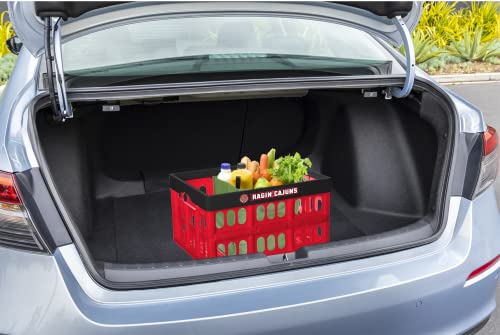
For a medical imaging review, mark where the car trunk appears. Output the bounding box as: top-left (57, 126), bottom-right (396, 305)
top-left (34, 87), bottom-right (451, 280)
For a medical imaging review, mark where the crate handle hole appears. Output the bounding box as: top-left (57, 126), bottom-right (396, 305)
top-left (257, 237), bottom-right (265, 253)
top-left (317, 199), bottom-right (323, 211)
top-left (217, 244), bottom-right (226, 256)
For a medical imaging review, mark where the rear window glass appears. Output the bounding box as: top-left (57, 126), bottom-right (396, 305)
top-left (63, 15), bottom-right (403, 84)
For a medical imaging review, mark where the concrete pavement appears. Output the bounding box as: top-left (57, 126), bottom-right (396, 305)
top-left (447, 82), bottom-right (500, 335)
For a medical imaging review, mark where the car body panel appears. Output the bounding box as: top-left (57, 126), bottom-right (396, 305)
top-left (9, 1), bottom-right (421, 57)
top-left (34, 2), bottom-right (414, 21)
top-left (0, 47), bottom-right (39, 172)
top-left (0, 189), bottom-right (499, 334)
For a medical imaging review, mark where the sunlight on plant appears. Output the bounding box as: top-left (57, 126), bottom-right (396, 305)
top-left (0, 11), bottom-right (15, 57)
top-left (416, 2), bottom-right (461, 48)
top-left (461, 2), bottom-right (500, 42)
top-left (405, 1), bottom-right (500, 72)
top-left (415, 2), bottom-right (500, 48)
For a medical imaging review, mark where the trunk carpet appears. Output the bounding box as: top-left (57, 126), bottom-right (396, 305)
top-left (89, 191), bottom-right (191, 263)
top-left (87, 190), bottom-right (416, 263)
top-left (331, 192), bottom-right (419, 236)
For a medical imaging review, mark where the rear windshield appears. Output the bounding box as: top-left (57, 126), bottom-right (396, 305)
top-left (63, 15), bottom-right (403, 85)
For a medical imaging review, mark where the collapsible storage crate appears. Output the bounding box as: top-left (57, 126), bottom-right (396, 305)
top-left (169, 168), bottom-right (331, 259)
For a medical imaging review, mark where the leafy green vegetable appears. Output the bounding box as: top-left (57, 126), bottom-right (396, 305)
top-left (271, 152), bottom-right (312, 184)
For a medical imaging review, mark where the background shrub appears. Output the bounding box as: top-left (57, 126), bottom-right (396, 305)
top-left (0, 11), bottom-right (14, 57)
top-left (405, 1), bottom-right (500, 70)
top-left (416, 2), bottom-right (462, 48)
top-left (446, 27), bottom-right (500, 62)
top-left (0, 53), bottom-right (17, 84)
top-left (460, 2), bottom-right (500, 42)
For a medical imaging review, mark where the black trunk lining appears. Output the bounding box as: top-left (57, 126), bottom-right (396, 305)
top-left (37, 90), bottom-right (446, 264)
top-left (87, 188), bottom-right (416, 263)
top-left (88, 191), bottom-right (191, 263)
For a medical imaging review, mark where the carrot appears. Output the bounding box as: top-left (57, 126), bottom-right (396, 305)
top-left (261, 170), bottom-right (272, 181)
top-left (259, 154), bottom-right (272, 181)
top-left (252, 171), bottom-right (261, 183)
top-left (259, 154), bottom-right (268, 174)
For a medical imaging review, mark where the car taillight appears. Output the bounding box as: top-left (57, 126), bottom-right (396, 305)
top-left (0, 171), bottom-right (46, 252)
top-left (474, 126), bottom-right (499, 197)
top-left (465, 255), bottom-right (500, 287)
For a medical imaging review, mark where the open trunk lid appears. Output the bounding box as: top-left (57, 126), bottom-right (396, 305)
top-left (8, 1), bottom-right (421, 120)
top-left (10, 1), bottom-right (421, 53)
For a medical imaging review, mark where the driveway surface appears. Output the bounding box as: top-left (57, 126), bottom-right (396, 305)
top-left (447, 81), bottom-right (500, 335)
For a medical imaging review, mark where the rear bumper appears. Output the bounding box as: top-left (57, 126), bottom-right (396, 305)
top-left (463, 315), bottom-right (492, 335)
top-left (1, 189), bottom-right (499, 335)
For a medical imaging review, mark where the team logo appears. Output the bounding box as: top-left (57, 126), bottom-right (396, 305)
top-left (239, 194), bottom-right (249, 204)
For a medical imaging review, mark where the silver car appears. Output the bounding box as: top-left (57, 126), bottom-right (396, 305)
top-left (1, 2), bottom-right (499, 334)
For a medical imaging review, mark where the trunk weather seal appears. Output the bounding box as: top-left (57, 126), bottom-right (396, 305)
top-left (29, 76), bottom-right (456, 290)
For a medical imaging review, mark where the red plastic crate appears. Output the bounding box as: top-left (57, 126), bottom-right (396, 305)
top-left (169, 168), bottom-right (331, 259)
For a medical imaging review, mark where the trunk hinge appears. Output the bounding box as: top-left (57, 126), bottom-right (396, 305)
top-left (388, 16), bottom-right (415, 99)
top-left (44, 18), bottom-right (72, 122)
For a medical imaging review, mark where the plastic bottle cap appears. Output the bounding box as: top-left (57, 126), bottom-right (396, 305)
top-left (237, 163), bottom-right (246, 169)
top-left (221, 163), bottom-right (231, 170)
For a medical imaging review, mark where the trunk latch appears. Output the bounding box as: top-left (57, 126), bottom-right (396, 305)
top-left (388, 16), bottom-right (415, 99)
top-left (44, 17), bottom-right (72, 122)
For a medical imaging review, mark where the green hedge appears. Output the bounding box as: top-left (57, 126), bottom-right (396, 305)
top-left (406, 2), bottom-right (500, 70)
top-left (0, 53), bottom-right (17, 84)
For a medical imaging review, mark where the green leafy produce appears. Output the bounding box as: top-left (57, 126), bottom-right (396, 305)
top-left (272, 153), bottom-right (312, 184)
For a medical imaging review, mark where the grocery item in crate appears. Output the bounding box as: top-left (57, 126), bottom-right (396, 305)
top-left (230, 163), bottom-right (253, 189)
top-left (169, 166), bottom-right (332, 259)
top-left (216, 163), bottom-right (231, 183)
top-left (217, 148), bottom-right (313, 192)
